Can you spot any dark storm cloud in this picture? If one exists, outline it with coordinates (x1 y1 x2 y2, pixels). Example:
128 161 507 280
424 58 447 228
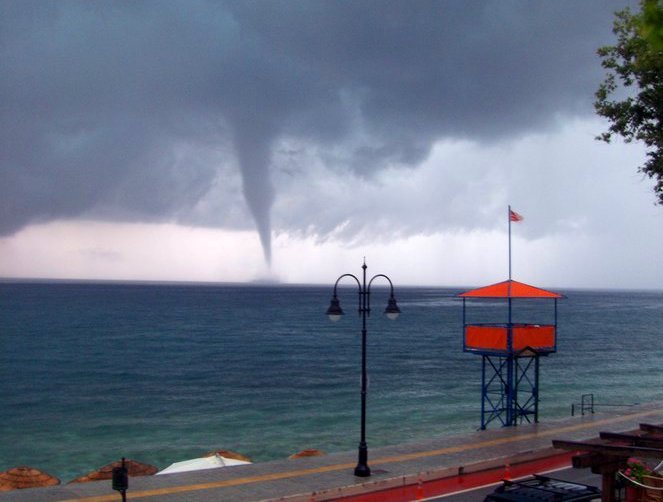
0 0 633 260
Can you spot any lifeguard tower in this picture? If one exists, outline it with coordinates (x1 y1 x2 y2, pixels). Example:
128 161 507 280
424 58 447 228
459 207 564 429
459 280 562 429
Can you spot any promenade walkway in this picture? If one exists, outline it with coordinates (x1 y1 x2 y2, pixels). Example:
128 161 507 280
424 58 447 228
2 402 661 501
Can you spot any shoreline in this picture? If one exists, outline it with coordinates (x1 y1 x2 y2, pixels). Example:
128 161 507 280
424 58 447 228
1 402 661 500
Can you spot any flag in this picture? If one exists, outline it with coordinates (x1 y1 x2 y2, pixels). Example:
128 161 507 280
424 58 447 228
509 209 524 222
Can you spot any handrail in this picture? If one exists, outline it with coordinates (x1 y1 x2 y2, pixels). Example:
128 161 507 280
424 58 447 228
571 393 639 416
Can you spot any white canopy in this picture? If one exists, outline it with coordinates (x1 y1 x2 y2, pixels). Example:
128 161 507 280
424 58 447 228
157 454 251 475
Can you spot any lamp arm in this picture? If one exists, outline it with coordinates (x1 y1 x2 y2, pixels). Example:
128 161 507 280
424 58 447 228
367 274 395 296
367 274 396 313
332 273 362 313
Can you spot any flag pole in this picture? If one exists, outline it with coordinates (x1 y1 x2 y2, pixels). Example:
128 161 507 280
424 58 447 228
507 205 513 426
508 205 512 281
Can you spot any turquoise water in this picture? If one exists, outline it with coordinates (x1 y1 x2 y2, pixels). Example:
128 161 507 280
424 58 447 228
1 281 662 482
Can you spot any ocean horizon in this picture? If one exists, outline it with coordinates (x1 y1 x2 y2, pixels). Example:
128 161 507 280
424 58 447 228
1 280 662 482
4 276 663 292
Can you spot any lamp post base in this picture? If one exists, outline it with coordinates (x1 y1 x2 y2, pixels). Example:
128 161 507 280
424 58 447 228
354 464 371 477
354 444 371 477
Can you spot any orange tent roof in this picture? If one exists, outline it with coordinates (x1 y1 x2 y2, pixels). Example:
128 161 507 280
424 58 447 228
459 280 562 298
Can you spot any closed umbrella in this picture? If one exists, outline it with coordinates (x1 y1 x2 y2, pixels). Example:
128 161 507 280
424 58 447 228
0 466 60 491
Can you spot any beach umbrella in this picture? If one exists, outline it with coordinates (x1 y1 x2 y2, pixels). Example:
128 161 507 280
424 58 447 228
0 466 60 491
204 450 252 463
69 459 157 484
157 452 251 475
288 449 326 460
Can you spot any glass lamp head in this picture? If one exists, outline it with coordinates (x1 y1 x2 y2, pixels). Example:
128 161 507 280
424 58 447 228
326 296 344 321
384 296 401 320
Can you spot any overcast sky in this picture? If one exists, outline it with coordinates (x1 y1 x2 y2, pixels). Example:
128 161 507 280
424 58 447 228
1 0 661 289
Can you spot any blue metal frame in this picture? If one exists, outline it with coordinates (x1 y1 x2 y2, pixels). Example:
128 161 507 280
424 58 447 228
478 353 543 429
463 297 557 430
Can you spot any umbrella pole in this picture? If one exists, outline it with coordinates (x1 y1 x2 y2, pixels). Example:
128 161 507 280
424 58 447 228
112 458 129 502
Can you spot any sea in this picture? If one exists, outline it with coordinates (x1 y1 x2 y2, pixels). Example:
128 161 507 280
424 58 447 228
1 280 662 483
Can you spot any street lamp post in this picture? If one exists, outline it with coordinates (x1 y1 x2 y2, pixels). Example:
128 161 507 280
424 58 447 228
326 260 400 477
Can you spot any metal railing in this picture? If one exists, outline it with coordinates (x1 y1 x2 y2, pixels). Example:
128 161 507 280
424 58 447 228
571 393 639 416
